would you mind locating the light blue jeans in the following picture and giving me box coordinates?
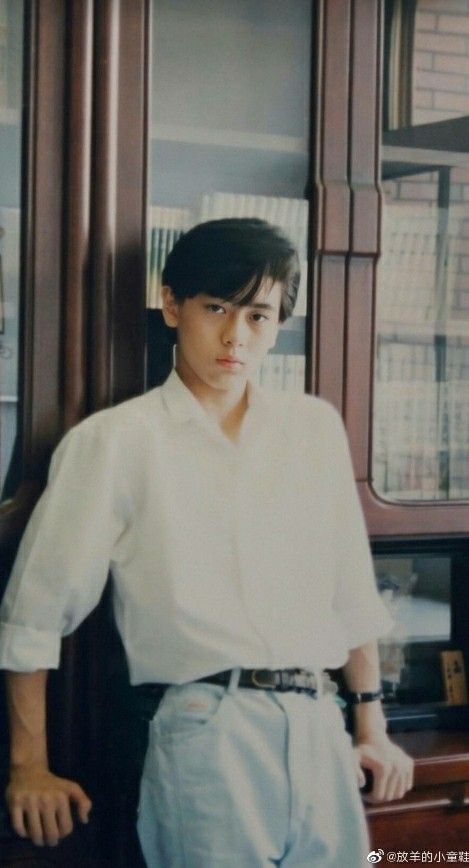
[136,669,370,867]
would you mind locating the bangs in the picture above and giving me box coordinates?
[162,218,301,321]
[224,272,271,306]
[219,260,295,308]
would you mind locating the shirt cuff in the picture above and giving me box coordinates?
[0,621,61,672]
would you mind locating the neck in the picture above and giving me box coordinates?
[174,357,249,428]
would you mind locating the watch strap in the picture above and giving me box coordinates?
[343,688,383,705]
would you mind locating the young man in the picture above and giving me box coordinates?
[0,219,412,866]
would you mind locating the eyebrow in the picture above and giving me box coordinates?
[247,302,276,311]
[208,296,277,312]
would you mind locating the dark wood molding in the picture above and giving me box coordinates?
[314,255,346,412]
[89,0,118,412]
[349,0,381,256]
[62,0,94,431]
[359,481,469,537]
[367,731,469,852]
[26,0,66,470]
[344,258,375,479]
[90,0,147,413]
[112,0,147,404]
[345,1,469,536]
[316,0,350,255]
[312,1,353,411]
[0,0,67,547]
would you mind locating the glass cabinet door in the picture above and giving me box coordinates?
[146,0,312,393]
[0,0,24,503]
[373,0,469,504]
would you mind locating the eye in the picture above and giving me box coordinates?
[250,312,269,322]
[205,303,226,314]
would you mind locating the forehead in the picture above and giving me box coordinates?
[207,278,283,309]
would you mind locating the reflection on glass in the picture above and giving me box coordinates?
[413,1,469,126]
[0,0,23,502]
[373,164,469,501]
[375,554,451,704]
[147,0,312,393]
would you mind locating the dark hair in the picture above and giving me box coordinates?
[162,218,300,322]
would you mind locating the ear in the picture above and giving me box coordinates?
[161,285,180,328]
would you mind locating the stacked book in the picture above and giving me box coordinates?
[379,205,440,325]
[147,206,191,308]
[253,354,305,393]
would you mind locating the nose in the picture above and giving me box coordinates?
[221,311,247,347]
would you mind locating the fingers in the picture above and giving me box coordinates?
[354,753,366,789]
[364,760,414,803]
[68,782,92,824]
[357,743,414,804]
[36,798,61,847]
[7,777,92,847]
[24,805,45,846]
[10,804,28,839]
[55,793,74,838]
[12,797,73,847]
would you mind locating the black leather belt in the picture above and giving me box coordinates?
[132,668,338,721]
[196,668,336,696]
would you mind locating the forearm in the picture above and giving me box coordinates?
[343,641,414,801]
[342,641,387,740]
[5,669,49,770]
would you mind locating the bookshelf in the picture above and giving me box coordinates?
[4,2,469,864]
[151,123,308,155]
[145,0,312,396]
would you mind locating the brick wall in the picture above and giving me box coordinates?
[414,0,469,124]
[381,1,469,323]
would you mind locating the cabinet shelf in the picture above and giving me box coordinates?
[378,321,469,341]
[151,123,308,155]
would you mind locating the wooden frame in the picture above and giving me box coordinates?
[0,0,66,553]
[313,0,469,536]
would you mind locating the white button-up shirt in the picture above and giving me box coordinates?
[0,369,391,684]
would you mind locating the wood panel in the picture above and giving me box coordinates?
[62,0,93,431]
[90,0,147,412]
[349,0,381,256]
[0,0,67,551]
[312,0,352,411]
[314,0,469,536]
[367,731,469,853]
[344,258,375,479]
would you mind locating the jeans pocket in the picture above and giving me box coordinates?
[151,682,228,744]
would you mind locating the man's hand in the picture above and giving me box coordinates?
[353,734,414,803]
[6,765,92,847]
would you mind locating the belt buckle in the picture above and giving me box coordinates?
[304,671,318,696]
[251,669,275,690]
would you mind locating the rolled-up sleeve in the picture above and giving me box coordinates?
[0,420,125,672]
[330,409,393,650]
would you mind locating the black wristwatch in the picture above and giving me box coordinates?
[342,688,383,705]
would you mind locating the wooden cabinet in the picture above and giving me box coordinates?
[368,732,469,855]
[1,1,469,865]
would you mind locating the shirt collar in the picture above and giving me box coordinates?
[160,366,268,426]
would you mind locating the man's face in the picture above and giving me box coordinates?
[161,279,282,396]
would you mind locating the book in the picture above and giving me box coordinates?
[147,206,191,308]
[441,650,468,705]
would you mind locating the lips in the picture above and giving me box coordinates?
[216,357,245,369]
